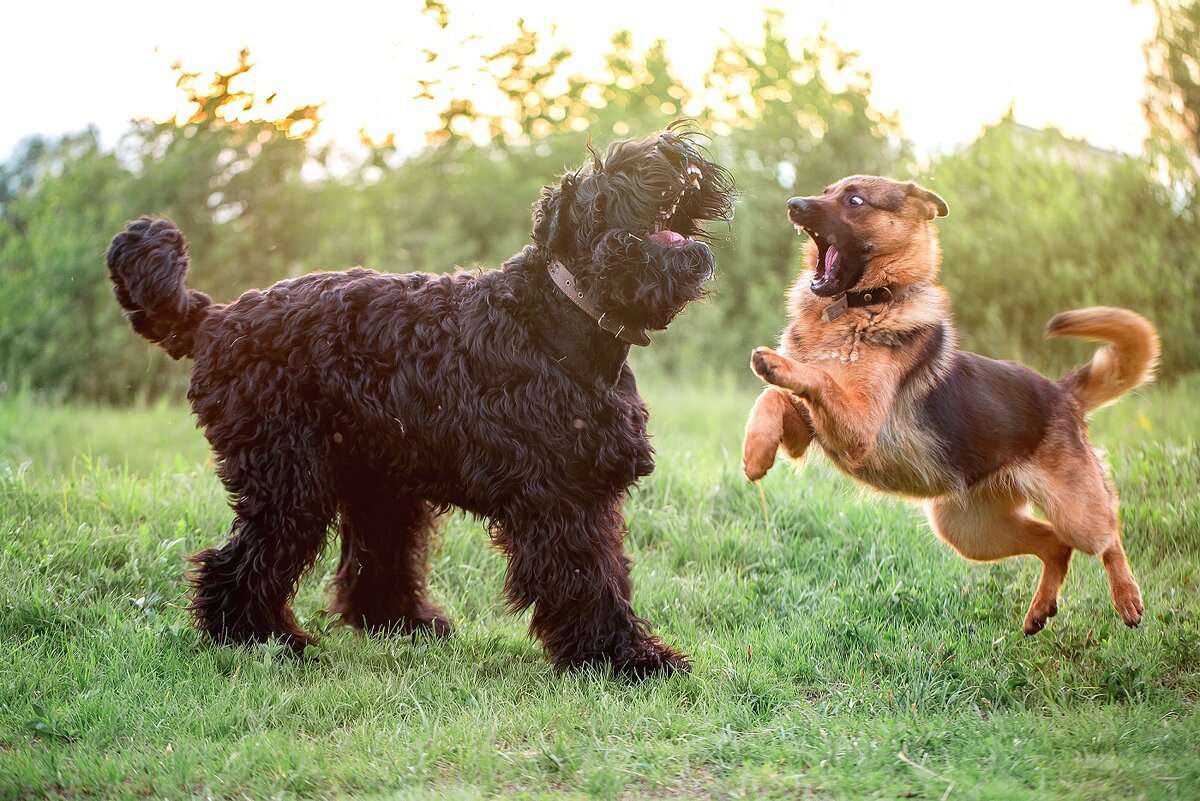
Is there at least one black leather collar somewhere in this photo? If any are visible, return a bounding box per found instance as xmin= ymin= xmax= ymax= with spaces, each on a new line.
xmin=821 ymin=284 xmax=916 ymax=322
xmin=548 ymin=261 xmax=651 ymax=346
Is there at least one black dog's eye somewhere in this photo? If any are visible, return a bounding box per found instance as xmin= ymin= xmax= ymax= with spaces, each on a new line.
xmin=848 ymin=196 xmax=864 ymax=206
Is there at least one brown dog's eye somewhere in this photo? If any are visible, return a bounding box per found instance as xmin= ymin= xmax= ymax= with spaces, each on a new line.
xmin=848 ymin=196 xmax=864 ymax=206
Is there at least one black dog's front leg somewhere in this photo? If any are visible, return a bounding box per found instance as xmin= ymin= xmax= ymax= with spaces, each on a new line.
xmin=495 ymin=500 xmax=689 ymax=677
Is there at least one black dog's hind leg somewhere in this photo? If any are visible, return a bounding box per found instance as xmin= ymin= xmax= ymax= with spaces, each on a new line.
xmin=187 ymin=445 xmax=336 ymax=653
xmin=188 ymin=507 xmax=333 ymax=653
xmin=331 ymin=484 xmax=452 ymax=637
xmin=496 ymin=500 xmax=689 ymax=677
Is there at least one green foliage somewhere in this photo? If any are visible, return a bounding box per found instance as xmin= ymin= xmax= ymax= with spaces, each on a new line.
xmin=0 ymin=378 xmax=1197 ymax=798
xmin=694 ymin=14 xmax=906 ymax=371
xmin=931 ymin=115 xmax=1200 ymax=378
xmin=0 ymin=51 xmax=322 ymax=401
xmin=1143 ymin=0 xmax=1200 ymax=191
xmin=1 ymin=12 xmax=1198 ymax=401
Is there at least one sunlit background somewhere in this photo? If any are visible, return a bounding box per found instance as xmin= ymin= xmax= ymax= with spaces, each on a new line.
xmin=1 ymin=0 xmax=1197 ymax=402
xmin=0 ymin=0 xmax=1156 ymax=160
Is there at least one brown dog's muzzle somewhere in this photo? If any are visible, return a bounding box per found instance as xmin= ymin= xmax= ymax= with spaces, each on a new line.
xmin=787 ymin=196 xmax=829 ymax=229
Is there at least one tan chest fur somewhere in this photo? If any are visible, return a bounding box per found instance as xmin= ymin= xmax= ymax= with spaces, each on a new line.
xmin=780 ymin=275 xmax=958 ymax=497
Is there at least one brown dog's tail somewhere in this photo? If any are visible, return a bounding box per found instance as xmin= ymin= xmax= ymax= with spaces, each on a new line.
xmin=1047 ymin=306 xmax=1160 ymax=413
xmin=105 ymin=216 xmax=212 ymax=359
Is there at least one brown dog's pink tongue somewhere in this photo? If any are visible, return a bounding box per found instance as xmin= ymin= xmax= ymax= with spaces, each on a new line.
xmin=649 ymin=230 xmax=686 ymax=245
xmin=824 ymin=244 xmax=840 ymax=277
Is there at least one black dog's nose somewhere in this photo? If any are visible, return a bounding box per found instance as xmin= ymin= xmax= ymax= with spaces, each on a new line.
xmin=787 ymin=197 xmax=810 ymax=213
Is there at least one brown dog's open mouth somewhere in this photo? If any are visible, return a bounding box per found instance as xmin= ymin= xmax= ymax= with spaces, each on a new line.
xmin=796 ymin=223 xmax=848 ymax=297
xmin=811 ymin=236 xmax=841 ymax=294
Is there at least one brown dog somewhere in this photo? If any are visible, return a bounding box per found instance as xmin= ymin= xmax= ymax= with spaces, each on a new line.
xmin=743 ymin=175 xmax=1160 ymax=635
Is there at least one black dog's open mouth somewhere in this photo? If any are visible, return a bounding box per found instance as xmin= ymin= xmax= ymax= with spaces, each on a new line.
xmin=647 ymin=164 xmax=706 ymax=247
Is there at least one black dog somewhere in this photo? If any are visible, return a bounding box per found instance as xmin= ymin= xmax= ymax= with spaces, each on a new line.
xmin=105 ymin=125 xmax=734 ymax=675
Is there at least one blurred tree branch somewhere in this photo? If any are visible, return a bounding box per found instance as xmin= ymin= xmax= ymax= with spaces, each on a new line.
xmin=1143 ymin=0 xmax=1200 ymax=191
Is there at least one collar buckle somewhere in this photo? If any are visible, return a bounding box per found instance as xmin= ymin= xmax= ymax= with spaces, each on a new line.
xmin=548 ymin=262 xmax=651 ymax=347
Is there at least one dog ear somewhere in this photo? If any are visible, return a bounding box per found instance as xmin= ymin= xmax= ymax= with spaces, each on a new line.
xmin=905 ymin=182 xmax=949 ymax=220
xmin=532 ymin=174 xmax=578 ymax=254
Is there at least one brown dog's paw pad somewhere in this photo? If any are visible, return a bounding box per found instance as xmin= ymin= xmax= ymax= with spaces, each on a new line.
xmin=751 ymin=348 xmax=784 ymax=383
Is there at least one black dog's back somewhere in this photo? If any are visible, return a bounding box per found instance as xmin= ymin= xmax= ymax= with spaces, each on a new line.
xmin=184 ymin=263 xmax=649 ymax=510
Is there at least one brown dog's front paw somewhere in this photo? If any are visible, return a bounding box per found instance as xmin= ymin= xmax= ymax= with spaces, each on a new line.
xmin=1023 ymin=600 xmax=1057 ymax=636
xmin=751 ymin=347 xmax=786 ymax=386
xmin=1112 ymin=586 xmax=1144 ymax=629
xmin=742 ymin=432 xmax=779 ymax=482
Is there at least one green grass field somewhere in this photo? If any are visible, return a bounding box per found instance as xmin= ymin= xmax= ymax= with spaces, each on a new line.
xmin=1 ymin=371 xmax=1198 ymax=800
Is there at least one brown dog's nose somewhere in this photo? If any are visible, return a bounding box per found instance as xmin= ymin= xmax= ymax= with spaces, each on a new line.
xmin=788 ymin=197 xmax=810 ymax=214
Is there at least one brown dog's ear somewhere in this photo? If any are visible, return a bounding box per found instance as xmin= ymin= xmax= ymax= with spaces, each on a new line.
xmin=905 ymin=182 xmax=949 ymax=220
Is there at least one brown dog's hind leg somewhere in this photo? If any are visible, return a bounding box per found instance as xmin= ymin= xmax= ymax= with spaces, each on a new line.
xmin=1101 ymin=537 xmax=1143 ymax=628
xmin=743 ymin=388 xmax=813 ymax=481
xmin=928 ymin=492 xmax=1074 ymax=635
xmin=331 ymin=485 xmax=452 ymax=637
xmin=1028 ymin=441 xmax=1143 ymax=628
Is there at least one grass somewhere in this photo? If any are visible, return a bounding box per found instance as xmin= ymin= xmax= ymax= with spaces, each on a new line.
xmin=1 ymin=370 xmax=1198 ymax=799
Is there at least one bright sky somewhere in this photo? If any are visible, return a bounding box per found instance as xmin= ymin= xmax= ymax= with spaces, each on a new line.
xmin=0 ymin=0 xmax=1156 ymax=163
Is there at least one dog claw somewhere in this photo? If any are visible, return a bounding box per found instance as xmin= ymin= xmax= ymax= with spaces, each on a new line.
xmin=1117 ymin=601 xmax=1144 ymax=628
xmin=1111 ymin=585 xmax=1144 ymax=628
xmin=1023 ymin=598 xmax=1058 ymax=636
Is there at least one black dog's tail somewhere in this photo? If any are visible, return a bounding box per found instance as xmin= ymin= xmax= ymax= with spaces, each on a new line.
xmin=105 ymin=216 xmax=212 ymax=360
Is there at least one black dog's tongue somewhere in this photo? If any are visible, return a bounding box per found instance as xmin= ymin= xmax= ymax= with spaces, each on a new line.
xmin=649 ymin=230 xmax=687 ymax=245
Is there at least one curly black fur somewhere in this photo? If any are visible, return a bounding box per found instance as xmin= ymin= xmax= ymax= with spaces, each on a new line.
xmin=104 ymin=126 xmax=735 ymax=676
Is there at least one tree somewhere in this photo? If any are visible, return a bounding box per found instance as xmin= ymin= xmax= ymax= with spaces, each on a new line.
xmin=689 ymin=13 xmax=907 ymax=370
xmin=0 ymin=51 xmax=326 ymax=399
xmin=119 ymin=49 xmax=323 ymax=296
xmin=1143 ymin=0 xmax=1200 ymax=190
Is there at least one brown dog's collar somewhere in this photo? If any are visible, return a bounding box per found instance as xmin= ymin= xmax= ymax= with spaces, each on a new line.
xmin=548 ymin=262 xmax=651 ymax=347
xmin=822 ymin=284 xmax=918 ymax=322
